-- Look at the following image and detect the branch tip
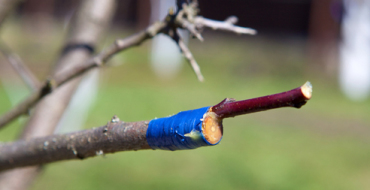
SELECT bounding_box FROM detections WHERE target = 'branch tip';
[301,81,312,100]
[225,16,238,24]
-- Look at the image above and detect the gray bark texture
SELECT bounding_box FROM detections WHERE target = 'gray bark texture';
[0,120,151,172]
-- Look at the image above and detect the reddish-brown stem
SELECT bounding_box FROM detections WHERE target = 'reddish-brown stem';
[211,82,312,119]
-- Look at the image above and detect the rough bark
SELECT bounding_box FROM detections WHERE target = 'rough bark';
[0,120,151,172]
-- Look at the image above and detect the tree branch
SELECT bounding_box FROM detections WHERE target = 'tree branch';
[0,21,167,130]
[0,119,150,172]
[0,1,256,130]
[0,82,312,171]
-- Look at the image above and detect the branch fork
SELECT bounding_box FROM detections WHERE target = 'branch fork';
[0,0,256,129]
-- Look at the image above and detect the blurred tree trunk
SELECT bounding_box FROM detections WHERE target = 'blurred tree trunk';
[0,0,116,189]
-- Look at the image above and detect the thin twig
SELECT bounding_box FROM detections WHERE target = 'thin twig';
[0,22,167,129]
[0,41,40,91]
[175,30,204,81]
[224,16,238,25]
[194,16,257,35]
[177,18,204,41]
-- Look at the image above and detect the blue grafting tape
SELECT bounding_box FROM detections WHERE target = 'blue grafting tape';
[146,106,219,150]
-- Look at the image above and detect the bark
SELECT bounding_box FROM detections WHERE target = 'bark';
[0,120,151,172]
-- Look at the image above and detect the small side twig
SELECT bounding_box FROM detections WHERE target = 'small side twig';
[173,30,204,81]
[0,41,40,91]
[224,16,238,25]
[194,16,257,35]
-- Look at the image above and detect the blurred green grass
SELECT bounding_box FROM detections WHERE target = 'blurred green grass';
[1,20,370,190]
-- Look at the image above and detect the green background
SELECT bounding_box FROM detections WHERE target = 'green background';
[1,21,370,190]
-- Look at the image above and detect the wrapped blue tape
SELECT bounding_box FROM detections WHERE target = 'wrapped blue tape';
[146,106,217,150]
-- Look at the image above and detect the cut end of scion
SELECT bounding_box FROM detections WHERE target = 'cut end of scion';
[201,111,223,145]
[301,81,312,100]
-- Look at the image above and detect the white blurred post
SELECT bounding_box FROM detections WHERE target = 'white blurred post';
[340,0,370,101]
[150,0,189,80]
[55,69,99,133]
